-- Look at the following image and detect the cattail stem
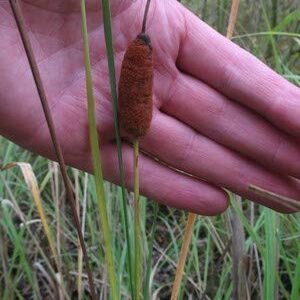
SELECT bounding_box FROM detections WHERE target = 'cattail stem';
[8,1,97,299]
[171,213,197,300]
[118,0,154,297]
[133,139,141,300]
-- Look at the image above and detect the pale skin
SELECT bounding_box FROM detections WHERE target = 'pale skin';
[0,0,300,215]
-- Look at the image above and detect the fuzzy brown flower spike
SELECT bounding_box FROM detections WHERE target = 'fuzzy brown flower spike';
[118,32,153,138]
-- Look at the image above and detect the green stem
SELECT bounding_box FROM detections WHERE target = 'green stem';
[100,0,134,296]
[79,1,119,299]
[133,139,141,300]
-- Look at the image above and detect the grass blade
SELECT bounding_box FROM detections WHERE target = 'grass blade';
[1,205,37,296]
[100,0,134,296]
[79,1,119,299]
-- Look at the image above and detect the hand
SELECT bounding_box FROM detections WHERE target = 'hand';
[1,0,299,215]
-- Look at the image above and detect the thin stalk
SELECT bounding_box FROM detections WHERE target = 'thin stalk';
[100,0,133,295]
[76,172,88,300]
[79,1,119,299]
[271,0,278,29]
[233,31,300,39]
[230,196,247,300]
[8,1,96,299]
[249,185,300,211]
[171,213,197,300]
[171,2,241,299]
[133,139,141,300]
[226,0,240,39]
[142,0,152,33]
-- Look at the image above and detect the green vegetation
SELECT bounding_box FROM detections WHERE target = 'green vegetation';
[0,0,299,299]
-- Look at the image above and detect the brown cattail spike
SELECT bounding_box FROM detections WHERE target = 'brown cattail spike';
[118,33,153,138]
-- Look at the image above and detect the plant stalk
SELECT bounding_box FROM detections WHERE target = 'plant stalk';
[100,0,134,296]
[249,185,300,211]
[171,213,197,300]
[171,3,241,297]
[79,1,119,299]
[226,0,240,39]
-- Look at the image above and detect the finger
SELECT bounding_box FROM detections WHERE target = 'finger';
[70,142,229,216]
[175,3,300,136]
[140,112,300,213]
[161,72,300,178]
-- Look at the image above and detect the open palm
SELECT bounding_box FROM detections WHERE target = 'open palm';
[1,0,300,215]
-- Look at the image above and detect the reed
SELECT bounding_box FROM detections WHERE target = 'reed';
[170,213,197,300]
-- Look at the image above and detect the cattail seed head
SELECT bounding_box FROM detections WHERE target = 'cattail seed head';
[118,33,153,138]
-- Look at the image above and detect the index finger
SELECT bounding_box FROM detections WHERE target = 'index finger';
[176,3,300,136]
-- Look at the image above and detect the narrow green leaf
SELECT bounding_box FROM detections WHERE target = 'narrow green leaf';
[100,0,134,296]
[79,1,119,299]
